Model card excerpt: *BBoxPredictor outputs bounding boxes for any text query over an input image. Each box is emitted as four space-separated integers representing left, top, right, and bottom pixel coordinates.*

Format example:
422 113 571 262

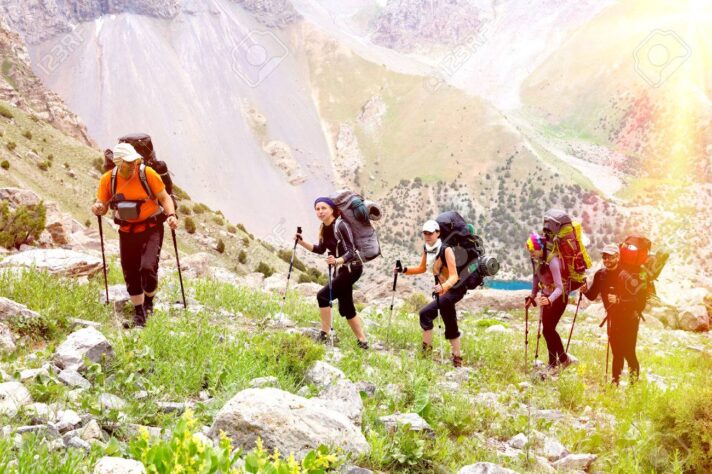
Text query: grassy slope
1 268 710 473
0 100 311 278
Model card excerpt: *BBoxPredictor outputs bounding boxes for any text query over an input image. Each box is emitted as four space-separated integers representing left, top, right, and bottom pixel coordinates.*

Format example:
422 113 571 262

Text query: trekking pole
565 292 583 353
97 215 110 305
171 228 187 309
386 260 402 349
328 252 334 348
524 302 530 374
434 276 444 364
281 226 302 312
605 318 611 381
534 308 543 361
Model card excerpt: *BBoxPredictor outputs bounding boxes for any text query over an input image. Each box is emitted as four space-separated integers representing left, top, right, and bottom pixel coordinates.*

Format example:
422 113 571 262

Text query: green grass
0 268 710 472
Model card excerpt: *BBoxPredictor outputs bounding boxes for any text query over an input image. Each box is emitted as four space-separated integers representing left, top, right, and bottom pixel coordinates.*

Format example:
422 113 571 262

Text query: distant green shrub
0 160 8 170
255 261 275 277
0 200 46 249
238 250 247 264
178 204 192 216
216 239 225 254
0 104 12 119
193 203 210 214
184 216 196 234
22 130 32 140
227 224 237 234
6 141 16 151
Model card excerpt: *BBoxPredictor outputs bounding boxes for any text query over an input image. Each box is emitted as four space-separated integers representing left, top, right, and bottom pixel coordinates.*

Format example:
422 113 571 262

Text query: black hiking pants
419 285 467 340
541 295 569 367
119 224 164 296
317 264 362 319
608 312 640 383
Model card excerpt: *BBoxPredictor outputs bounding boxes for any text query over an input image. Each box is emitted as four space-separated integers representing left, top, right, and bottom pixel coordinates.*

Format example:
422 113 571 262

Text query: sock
145 295 154 309
134 304 145 317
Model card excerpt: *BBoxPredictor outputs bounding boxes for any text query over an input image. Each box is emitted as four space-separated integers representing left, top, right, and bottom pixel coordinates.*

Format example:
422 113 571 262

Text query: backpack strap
138 164 155 201
110 167 119 198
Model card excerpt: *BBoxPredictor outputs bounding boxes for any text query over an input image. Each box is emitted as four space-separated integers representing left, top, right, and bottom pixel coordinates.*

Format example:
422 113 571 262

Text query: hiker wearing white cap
395 219 465 367
91 142 178 328
582 243 646 385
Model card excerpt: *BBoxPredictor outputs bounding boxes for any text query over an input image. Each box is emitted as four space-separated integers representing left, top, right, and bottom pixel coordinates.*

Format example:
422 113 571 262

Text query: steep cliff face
0 0 181 44
0 21 93 146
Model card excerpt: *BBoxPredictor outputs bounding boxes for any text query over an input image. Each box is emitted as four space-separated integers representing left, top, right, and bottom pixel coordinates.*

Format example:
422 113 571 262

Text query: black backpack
434 211 499 289
103 134 173 197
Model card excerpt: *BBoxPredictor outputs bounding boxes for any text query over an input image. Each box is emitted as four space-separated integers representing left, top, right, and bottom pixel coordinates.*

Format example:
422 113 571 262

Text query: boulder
93 456 146 474
305 361 345 390
0 381 32 417
209 388 369 459
0 188 41 208
313 379 364 426
457 462 519 474
0 249 102 277
0 322 15 354
379 413 434 435
0 296 40 323
104 285 130 312
541 436 569 461
552 453 597 471
677 305 709 332
53 327 114 371
180 252 211 278
509 433 528 450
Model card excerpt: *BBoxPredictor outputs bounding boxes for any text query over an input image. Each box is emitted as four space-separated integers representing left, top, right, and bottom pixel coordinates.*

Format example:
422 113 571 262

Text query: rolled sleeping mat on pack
479 256 500 277
364 199 383 221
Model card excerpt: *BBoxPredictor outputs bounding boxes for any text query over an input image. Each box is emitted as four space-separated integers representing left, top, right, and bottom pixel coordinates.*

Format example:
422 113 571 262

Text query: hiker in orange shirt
91 143 178 327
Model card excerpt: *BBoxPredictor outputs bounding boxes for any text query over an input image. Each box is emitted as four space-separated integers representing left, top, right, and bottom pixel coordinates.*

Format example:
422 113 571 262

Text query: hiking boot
144 296 154 315
316 331 329 344
560 354 577 370
452 354 463 368
123 305 146 329
357 340 369 350
421 342 433 358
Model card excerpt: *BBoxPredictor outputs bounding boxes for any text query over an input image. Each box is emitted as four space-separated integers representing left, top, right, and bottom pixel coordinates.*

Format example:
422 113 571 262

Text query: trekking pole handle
392 260 402 291
295 226 302 243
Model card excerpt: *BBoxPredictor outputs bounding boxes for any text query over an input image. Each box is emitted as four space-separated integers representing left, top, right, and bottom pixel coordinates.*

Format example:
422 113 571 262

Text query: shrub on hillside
0 103 13 119
238 250 247 264
1 160 8 170
255 261 274 277
0 200 46 249
184 216 196 234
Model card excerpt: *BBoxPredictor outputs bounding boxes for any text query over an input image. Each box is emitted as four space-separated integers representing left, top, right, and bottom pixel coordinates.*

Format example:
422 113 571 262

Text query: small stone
81 419 104 442
552 453 597 471
56 409 82 432
157 402 189 414
542 436 569 461
354 381 376 398
19 366 50 382
305 361 345 389
0 381 32 417
485 324 508 334
66 436 91 451
99 393 126 411
379 413 434 436
509 433 528 450
457 462 519 474
58 369 91 389
93 456 147 474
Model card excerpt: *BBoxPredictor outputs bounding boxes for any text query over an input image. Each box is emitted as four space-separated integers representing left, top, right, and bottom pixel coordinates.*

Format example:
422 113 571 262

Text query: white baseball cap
112 143 142 164
422 220 440 233
602 244 620 255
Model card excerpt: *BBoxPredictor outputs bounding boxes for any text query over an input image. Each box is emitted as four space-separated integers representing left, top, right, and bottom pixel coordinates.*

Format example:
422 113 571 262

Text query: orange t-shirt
97 165 166 233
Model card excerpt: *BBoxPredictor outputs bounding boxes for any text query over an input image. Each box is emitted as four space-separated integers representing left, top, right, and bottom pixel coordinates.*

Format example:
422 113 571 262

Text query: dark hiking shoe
316 331 329 344
421 342 433 358
122 316 146 329
357 340 369 350
452 354 463 368
144 296 154 315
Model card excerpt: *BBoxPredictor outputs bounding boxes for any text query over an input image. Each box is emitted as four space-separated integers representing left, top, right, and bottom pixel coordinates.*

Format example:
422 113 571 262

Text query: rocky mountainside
0 21 93 146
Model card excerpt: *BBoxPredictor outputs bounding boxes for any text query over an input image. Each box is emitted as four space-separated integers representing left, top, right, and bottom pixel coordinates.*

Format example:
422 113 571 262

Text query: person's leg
609 317 625 384
625 314 641 382
140 225 164 314
542 297 568 366
335 267 367 344
438 287 465 361
316 287 332 337
119 231 146 325
419 299 438 355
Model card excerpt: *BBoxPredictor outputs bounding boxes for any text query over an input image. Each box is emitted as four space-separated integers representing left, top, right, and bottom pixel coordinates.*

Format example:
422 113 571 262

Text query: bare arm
404 252 427 275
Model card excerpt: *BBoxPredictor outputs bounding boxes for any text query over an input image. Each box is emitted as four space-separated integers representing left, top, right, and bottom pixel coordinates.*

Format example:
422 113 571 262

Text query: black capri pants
419 285 467 340
317 264 363 319
118 224 164 296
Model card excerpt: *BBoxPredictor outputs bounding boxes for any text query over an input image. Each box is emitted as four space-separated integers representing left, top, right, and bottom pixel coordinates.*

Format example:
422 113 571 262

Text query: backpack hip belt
115 210 166 233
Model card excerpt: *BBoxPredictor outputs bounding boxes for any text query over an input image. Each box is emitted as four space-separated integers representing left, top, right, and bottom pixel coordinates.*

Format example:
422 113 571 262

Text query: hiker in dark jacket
92 143 178 328
582 244 646 385
526 232 571 369
295 197 368 349
396 220 464 367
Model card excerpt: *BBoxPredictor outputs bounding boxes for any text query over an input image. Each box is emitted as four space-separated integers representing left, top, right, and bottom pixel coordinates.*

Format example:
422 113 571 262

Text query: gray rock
58 369 91 389
305 361 345 389
552 453 597 471
354 381 376 398
485 324 508 334
0 381 32 417
123 424 162 439
268 312 296 329
93 456 147 474
56 409 82 432
263 274 287 293
19 366 50 382
24 402 52 422
53 327 113 371
99 393 127 411
379 413 434 436
509 433 528 450
0 322 15 354
66 436 91 451
0 249 103 277
104 285 131 312
249 376 279 388
157 402 190 414
0 297 40 323
339 466 373 474
678 305 709 332
313 379 364 426
70 318 102 330
457 462 519 474
209 388 369 459
81 419 104 442
541 436 569 461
